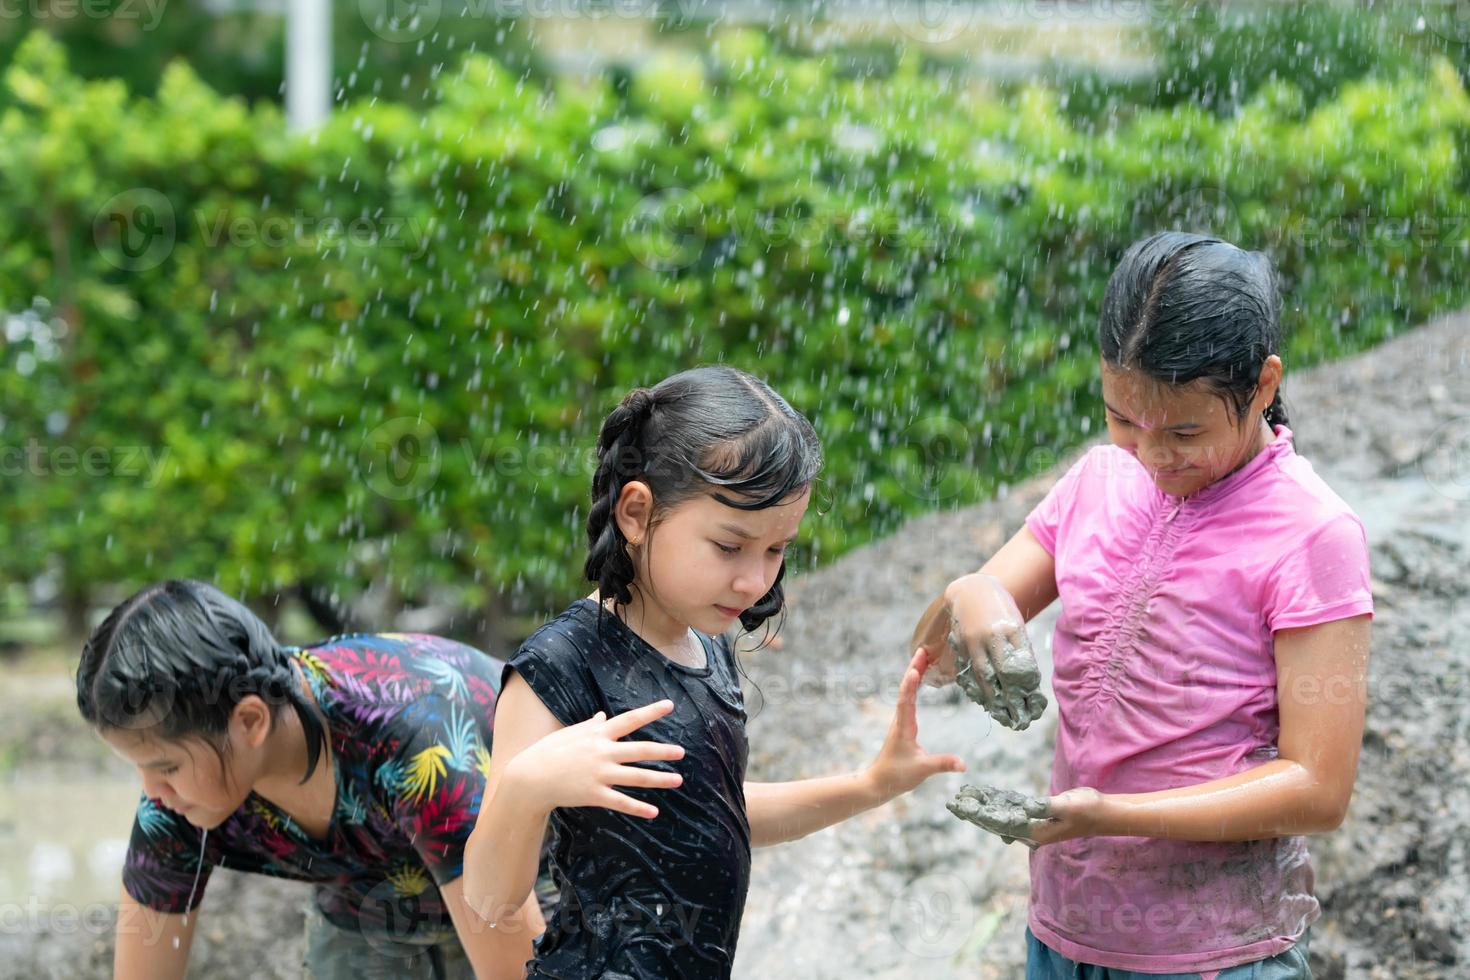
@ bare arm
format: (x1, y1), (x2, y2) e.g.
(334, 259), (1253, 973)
(113, 886), (196, 980)
(746, 649), (965, 847)
(1033, 614), (1372, 843)
(439, 877), (543, 980)
(462, 672), (566, 926)
(744, 774), (884, 848)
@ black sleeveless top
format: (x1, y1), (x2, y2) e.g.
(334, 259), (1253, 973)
(505, 599), (751, 979)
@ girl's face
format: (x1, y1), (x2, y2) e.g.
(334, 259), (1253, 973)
(100, 706), (269, 829)
(1100, 357), (1281, 498)
(620, 484), (810, 637)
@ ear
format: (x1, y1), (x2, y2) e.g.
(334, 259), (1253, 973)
(230, 695), (273, 751)
(614, 480), (654, 545)
(1253, 355), (1283, 414)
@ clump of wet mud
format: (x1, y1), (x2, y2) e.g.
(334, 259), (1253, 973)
(947, 784), (1051, 847)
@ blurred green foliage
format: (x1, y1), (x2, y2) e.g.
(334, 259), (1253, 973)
(2, 27), (1468, 636)
(0, 0), (546, 109)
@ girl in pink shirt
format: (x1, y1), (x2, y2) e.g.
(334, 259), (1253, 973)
(914, 232), (1372, 978)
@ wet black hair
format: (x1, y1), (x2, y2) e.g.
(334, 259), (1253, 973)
(584, 366), (823, 634)
(76, 579), (327, 784)
(1099, 231), (1288, 427)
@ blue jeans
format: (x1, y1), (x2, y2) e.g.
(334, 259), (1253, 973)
(1026, 927), (1312, 980)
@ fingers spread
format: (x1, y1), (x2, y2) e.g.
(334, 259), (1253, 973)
(609, 740), (686, 763)
(604, 699), (676, 738)
(601, 790), (659, 820)
(608, 764), (684, 790)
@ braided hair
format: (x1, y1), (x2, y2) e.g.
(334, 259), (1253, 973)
(1100, 231), (1289, 428)
(76, 579), (328, 784)
(584, 366), (823, 634)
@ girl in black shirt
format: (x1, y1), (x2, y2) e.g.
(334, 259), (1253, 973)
(464, 366), (964, 978)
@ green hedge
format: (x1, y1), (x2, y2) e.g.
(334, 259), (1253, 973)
(3, 31), (1468, 635)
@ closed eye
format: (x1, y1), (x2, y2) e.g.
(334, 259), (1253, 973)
(714, 542), (740, 555)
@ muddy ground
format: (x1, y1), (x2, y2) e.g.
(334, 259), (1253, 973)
(3, 313), (1467, 977)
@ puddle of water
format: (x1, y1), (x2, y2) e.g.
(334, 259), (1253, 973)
(0, 777), (144, 911)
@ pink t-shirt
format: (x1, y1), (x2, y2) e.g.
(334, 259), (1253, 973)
(1023, 425), (1373, 973)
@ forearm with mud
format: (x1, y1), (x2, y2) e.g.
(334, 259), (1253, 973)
(1096, 758), (1352, 840)
(744, 772), (889, 847)
(462, 777), (550, 926)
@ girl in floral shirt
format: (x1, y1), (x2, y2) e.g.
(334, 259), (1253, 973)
(76, 579), (548, 979)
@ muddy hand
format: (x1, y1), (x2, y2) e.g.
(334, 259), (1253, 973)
(992, 622), (1048, 730)
(942, 574), (1047, 730)
(946, 783), (1053, 849)
(952, 626), (1046, 730)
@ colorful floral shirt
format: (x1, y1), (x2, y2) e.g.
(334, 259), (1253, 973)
(121, 632), (517, 941)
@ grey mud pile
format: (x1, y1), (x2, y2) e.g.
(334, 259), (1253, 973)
(5, 314), (1467, 978)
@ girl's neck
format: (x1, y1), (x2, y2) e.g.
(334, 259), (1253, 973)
(252, 667), (332, 801)
(1191, 417), (1275, 498)
(593, 588), (695, 652)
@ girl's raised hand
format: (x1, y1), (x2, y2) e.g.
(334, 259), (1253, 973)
(504, 700), (686, 819)
(864, 648), (966, 800)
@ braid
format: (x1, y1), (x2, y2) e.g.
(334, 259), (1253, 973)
(584, 388), (657, 607)
(244, 650), (327, 785)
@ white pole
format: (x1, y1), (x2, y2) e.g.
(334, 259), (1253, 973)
(287, 0), (331, 131)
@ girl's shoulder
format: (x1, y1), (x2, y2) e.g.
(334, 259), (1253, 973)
(505, 600), (626, 727)
(514, 598), (608, 662)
